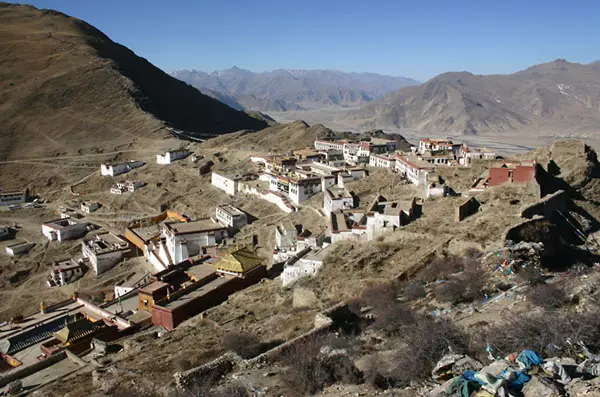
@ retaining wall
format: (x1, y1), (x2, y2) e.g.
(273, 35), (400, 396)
(520, 190), (566, 219)
(173, 302), (341, 391)
(455, 197), (480, 222)
(0, 351), (67, 388)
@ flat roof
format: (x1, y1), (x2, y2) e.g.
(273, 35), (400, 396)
(43, 217), (85, 229)
(6, 240), (33, 249)
(139, 281), (169, 294)
(373, 200), (414, 216)
(161, 277), (231, 309)
(164, 219), (225, 235)
(307, 163), (341, 172)
(278, 220), (296, 233)
(51, 260), (80, 271)
(330, 211), (350, 232)
(326, 188), (352, 200)
(396, 155), (436, 171)
(217, 205), (245, 217)
(130, 224), (161, 242)
(304, 245), (335, 262)
(185, 264), (217, 281)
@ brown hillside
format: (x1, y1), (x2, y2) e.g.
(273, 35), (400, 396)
(0, 3), (266, 160)
(344, 59), (600, 135)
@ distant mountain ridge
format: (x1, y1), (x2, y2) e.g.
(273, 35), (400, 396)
(171, 67), (419, 112)
(342, 59), (600, 135)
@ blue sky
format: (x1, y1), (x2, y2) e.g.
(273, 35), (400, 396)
(11, 0), (600, 81)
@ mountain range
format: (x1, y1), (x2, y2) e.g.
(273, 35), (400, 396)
(343, 59), (600, 135)
(0, 3), (266, 160)
(171, 68), (419, 112)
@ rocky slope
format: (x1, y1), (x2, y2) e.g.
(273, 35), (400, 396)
(344, 59), (600, 135)
(0, 3), (267, 160)
(171, 67), (419, 112)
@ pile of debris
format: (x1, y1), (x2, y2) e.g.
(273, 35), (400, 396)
(428, 344), (600, 397)
(483, 241), (544, 284)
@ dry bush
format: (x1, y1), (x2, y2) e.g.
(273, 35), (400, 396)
(403, 283), (426, 301)
(221, 331), (262, 359)
(434, 266), (488, 305)
(211, 383), (249, 397)
(359, 281), (398, 311)
(365, 307), (469, 388)
(280, 334), (361, 396)
(528, 283), (569, 309)
(419, 255), (465, 283)
(516, 264), (545, 285)
(480, 310), (600, 358)
(173, 357), (192, 372)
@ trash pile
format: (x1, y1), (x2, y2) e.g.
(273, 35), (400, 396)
(483, 241), (544, 283)
(429, 344), (600, 397)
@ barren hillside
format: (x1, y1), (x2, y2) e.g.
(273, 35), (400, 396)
(344, 59), (600, 135)
(0, 3), (267, 161)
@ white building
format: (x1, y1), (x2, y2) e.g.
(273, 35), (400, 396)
(211, 172), (258, 196)
(42, 217), (89, 242)
(215, 205), (248, 231)
(395, 155), (436, 186)
(156, 149), (190, 165)
(47, 259), (83, 287)
(329, 211), (367, 243)
(162, 219), (228, 264)
(282, 245), (333, 287)
(419, 154), (454, 166)
(81, 201), (100, 213)
(323, 187), (354, 216)
(5, 241), (34, 256)
(275, 220), (298, 252)
(417, 139), (456, 154)
(0, 190), (26, 206)
(100, 161), (144, 177)
(369, 154), (396, 169)
(458, 146), (497, 166)
(269, 174), (323, 205)
(366, 198), (419, 241)
(82, 232), (130, 275)
(111, 180), (144, 194)
(314, 140), (345, 151)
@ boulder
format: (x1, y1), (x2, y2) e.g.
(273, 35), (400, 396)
(522, 375), (561, 397)
(565, 377), (600, 396)
(314, 312), (333, 328)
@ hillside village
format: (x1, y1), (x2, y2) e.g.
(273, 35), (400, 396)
(2, 122), (600, 396)
(2, 3), (600, 397)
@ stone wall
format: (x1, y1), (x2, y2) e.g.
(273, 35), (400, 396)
(455, 197), (480, 222)
(173, 303), (341, 392)
(0, 351), (67, 387)
(520, 190), (567, 219)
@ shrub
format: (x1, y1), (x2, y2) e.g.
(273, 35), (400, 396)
(212, 383), (249, 397)
(434, 266), (487, 305)
(403, 283), (426, 301)
(419, 255), (465, 283)
(221, 331), (262, 359)
(479, 310), (600, 359)
(280, 335), (361, 396)
(365, 309), (469, 388)
(528, 283), (569, 309)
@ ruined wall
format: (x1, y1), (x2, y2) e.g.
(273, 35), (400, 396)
(520, 190), (567, 219)
(455, 197), (480, 222)
(173, 303), (341, 391)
